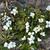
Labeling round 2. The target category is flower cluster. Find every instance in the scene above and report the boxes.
[27,31,45,45]
[10,7,18,16]
[2,13,12,31]
[25,22,30,33]
[33,25,43,33]
[27,32,35,45]
[4,41,16,49]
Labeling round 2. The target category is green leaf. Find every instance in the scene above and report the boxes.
[0,45,8,50]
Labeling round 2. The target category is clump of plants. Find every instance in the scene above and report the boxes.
[0,0,50,50]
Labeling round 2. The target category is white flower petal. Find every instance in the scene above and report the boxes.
[11,7,18,16]
[9,27,12,30]
[38,18,44,23]
[21,36,26,40]
[25,22,29,26]
[26,25,29,28]
[8,45,11,49]
[40,32,45,36]
[8,21,12,25]
[32,32,34,35]
[6,16,11,21]
[26,29,29,33]
[37,38,42,42]
[4,42,8,47]
[46,21,48,24]
[6,22,10,27]
[29,40,34,45]
[27,38,32,41]
[28,32,32,35]
[30,35,35,40]
[46,25,48,28]
[30,12,35,18]
[46,5,50,11]
[3,25,8,30]
[1,13,3,16]
[49,25,50,28]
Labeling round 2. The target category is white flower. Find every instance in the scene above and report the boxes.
[11,7,18,16]
[21,36,26,40]
[3,20,12,30]
[29,40,34,45]
[41,15,45,17]
[28,32,34,35]
[2,15,11,21]
[46,25,48,28]
[28,37,34,45]
[31,32,35,35]
[9,27,12,30]
[25,22,30,28]
[27,35,35,45]
[6,22,10,27]
[38,18,44,23]
[8,45,11,49]
[28,32,32,35]
[33,25,42,33]
[46,21,50,24]
[30,12,35,18]
[25,22,29,26]
[8,41,16,49]
[4,42,8,47]
[25,22,30,33]
[28,36,35,41]
[46,5,50,11]
[37,38,42,42]
[6,16,11,21]
[3,25,8,30]
[30,35,35,40]
[40,32,45,36]
[1,13,3,16]
[26,25,29,28]
[4,41,16,49]
[8,21,12,25]
[2,14,12,31]
[46,21,50,28]
[24,9,26,11]
[26,28,29,33]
